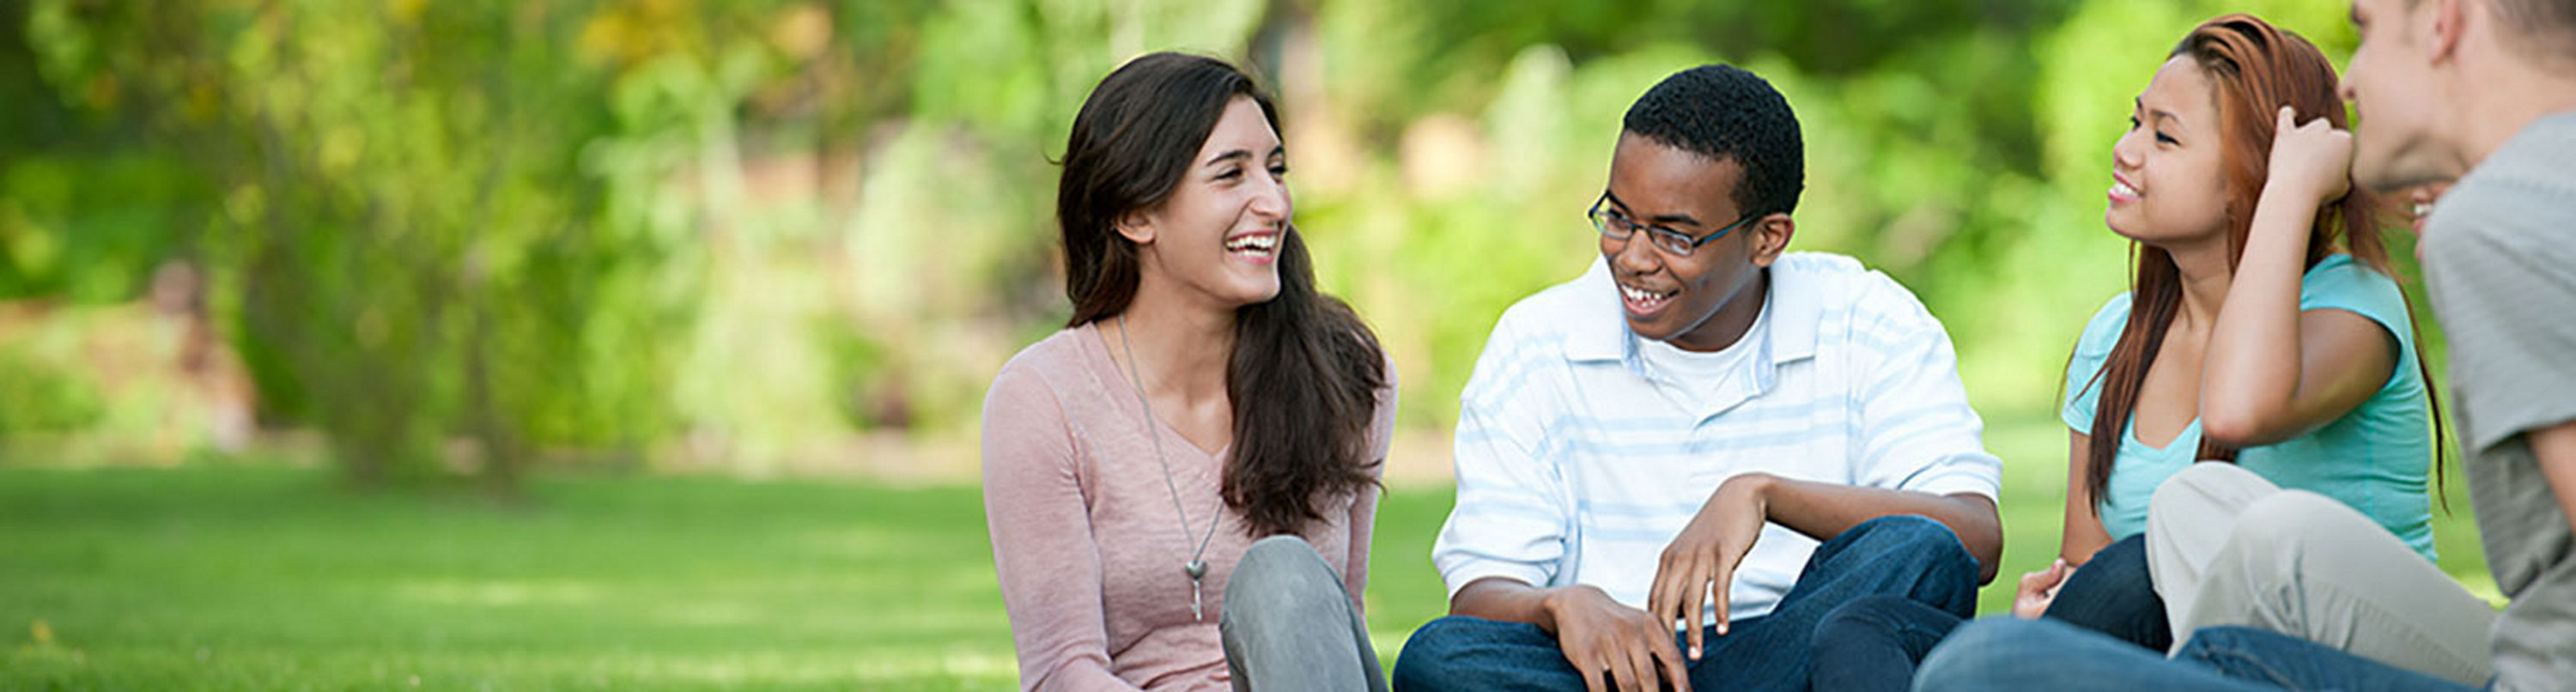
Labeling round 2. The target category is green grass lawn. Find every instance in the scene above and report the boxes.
[1,416,2494,689]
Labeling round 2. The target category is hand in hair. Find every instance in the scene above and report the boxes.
[2265,105,2355,207]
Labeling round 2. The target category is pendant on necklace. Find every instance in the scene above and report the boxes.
[1185,561,1206,620]
[1186,560,1209,621]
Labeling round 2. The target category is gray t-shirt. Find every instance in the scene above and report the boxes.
[2420,110,2576,692]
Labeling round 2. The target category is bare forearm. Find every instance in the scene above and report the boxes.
[2058,509,2112,565]
[2202,182,2313,443]
[2530,422,2576,538]
[1747,473,2004,583]
[2059,430,2112,564]
[1449,577,1564,631]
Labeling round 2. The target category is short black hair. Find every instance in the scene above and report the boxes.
[1621,64,1804,217]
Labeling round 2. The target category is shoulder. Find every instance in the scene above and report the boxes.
[1495,261,1607,332]
[1775,251,1874,297]
[1481,260,1611,360]
[1369,350,1400,452]
[1778,252,1929,319]
[2424,183,2576,276]
[1775,252,1947,353]
[2298,253,2400,298]
[2297,254,2409,320]
[986,327,1096,413]
[2428,114,2576,260]
[2067,292,2134,361]
[2471,112,2576,197]
[981,329,1103,483]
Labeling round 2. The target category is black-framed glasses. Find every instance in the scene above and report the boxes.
[1588,193,1759,258]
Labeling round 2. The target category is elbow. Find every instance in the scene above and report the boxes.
[1972,525,2004,586]
[2199,410,2260,448]
[2200,406,2293,449]
[1947,501,2005,586]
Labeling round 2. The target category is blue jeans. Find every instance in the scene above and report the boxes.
[1221,536,1388,692]
[2042,535,2170,650]
[1914,617,2482,691]
[1807,532,2170,691]
[1390,515,1978,692]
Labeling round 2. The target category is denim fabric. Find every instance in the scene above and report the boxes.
[1393,515,1978,692]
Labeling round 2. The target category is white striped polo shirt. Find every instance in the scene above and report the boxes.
[1433,252,2002,622]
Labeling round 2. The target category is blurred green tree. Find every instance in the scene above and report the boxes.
[2,0,2414,486]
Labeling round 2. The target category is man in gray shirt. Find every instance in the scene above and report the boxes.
[1912,1,2576,689]
[2390,0,2576,684]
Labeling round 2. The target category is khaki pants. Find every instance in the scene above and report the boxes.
[2143,463,2498,686]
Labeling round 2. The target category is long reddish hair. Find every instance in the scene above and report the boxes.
[2076,15,2445,508]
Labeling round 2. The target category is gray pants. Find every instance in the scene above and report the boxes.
[2144,462,2498,686]
[1219,535,1388,692]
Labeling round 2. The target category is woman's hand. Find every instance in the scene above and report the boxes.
[1648,473,1771,661]
[2012,558,2073,620]
[2267,105,2354,208]
[1541,586,1693,692]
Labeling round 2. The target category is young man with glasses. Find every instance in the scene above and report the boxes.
[1390,64,2005,692]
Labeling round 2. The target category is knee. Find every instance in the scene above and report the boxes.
[1914,619,2052,689]
[2078,534,2154,592]
[2148,462,2267,518]
[2172,625,2255,659]
[2214,491,2368,573]
[1836,515,1975,579]
[1391,616,1488,689]
[1840,515,1959,555]
[2147,463,2275,555]
[1812,594,1916,646]
[2226,493,2360,554]
[1223,536,1340,628]
[2172,625,2293,670]
[1235,535,1332,586]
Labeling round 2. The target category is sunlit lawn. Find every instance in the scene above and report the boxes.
[0,416,2492,689]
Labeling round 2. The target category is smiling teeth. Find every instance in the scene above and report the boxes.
[1620,285,1674,302]
[2111,181,2140,197]
[1224,234,1277,252]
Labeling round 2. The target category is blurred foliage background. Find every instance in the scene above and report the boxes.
[4,1,2479,688]
[2,0,2421,493]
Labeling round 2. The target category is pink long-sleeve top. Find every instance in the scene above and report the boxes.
[981,323,1395,691]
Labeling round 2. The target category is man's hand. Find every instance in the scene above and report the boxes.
[2012,558,2073,620]
[1648,472,1770,660]
[1541,586,1693,692]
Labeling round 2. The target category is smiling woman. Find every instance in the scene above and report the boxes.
[981,52,1397,691]
[1807,14,2458,691]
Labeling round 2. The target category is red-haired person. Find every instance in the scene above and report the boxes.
[1920,1,2576,688]
[1810,15,2446,691]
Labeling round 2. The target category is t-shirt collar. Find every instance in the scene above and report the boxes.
[1563,254,1823,369]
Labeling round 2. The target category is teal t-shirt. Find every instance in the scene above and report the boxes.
[2062,254,2436,559]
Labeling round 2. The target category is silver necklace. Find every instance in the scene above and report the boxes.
[1116,316,1226,621]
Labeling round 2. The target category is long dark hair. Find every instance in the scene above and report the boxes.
[1055,52,1387,537]
[2078,15,2449,508]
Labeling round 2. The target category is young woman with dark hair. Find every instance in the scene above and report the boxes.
[1807,15,2447,690]
[980,52,1395,691]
